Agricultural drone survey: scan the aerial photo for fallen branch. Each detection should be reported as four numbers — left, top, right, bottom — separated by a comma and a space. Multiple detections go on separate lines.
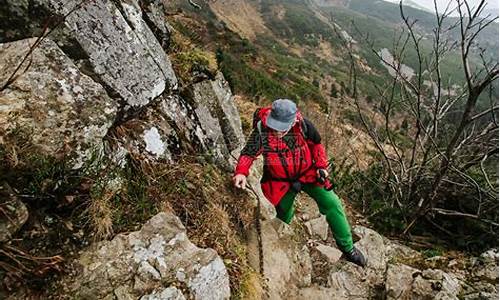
188, 0, 201, 9
432, 207, 498, 226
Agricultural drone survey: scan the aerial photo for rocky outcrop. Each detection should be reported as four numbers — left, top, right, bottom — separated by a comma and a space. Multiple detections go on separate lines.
0, 0, 244, 170
1, 0, 177, 110
246, 218, 312, 299
462, 249, 499, 299
241, 169, 498, 300
1, 2, 242, 298
254, 218, 498, 300
0, 37, 117, 168
114, 75, 244, 168
183, 71, 246, 168
316, 226, 466, 299
61, 212, 230, 299
186, 72, 245, 152
385, 264, 462, 300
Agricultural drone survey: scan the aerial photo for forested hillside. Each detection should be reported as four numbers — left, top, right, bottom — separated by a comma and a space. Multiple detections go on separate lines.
162, 0, 498, 252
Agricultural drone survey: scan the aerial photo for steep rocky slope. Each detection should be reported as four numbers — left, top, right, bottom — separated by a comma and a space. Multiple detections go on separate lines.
0, 0, 246, 297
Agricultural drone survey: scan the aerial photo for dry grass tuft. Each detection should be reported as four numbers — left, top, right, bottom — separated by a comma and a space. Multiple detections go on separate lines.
142, 155, 256, 297
168, 28, 218, 84
86, 188, 116, 240
237, 269, 264, 300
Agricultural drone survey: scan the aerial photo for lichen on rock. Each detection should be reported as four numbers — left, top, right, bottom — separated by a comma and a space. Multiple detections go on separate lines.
61, 212, 231, 299
0, 37, 117, 168
1, 0, 178, 110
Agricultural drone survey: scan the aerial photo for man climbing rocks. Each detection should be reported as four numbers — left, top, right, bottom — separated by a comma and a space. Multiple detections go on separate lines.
233, 99, 367, 267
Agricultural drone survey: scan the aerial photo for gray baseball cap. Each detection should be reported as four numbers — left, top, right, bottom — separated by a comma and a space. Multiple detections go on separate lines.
266, 99, 297, 131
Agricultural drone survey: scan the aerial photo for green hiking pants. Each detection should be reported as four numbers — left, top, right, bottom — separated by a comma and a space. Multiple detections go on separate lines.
275, 184, 354, 253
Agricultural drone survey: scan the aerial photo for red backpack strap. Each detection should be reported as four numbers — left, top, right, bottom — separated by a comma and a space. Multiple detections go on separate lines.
252, 108, 262, 129
295, 111, 307, 138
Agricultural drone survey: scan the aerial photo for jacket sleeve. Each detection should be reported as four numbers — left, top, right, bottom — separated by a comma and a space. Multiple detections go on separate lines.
234, 128, 263, 177
303, 118, 328, 169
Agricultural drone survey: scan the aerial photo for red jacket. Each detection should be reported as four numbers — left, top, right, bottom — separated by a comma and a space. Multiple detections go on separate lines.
234, 107, 328, 206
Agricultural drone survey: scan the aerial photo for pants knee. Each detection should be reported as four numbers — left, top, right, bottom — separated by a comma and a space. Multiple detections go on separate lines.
319, 197, 344, 217
322, 200, 350, 232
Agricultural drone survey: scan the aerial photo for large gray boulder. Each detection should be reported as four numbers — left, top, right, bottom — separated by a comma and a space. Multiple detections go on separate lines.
112, 93, 228, 163
246, 218, 312, 299
136, 0, 173, 49
184, 72, 246, 168
187, 72, 245, 152
1, 0, 177, 109
323, 225, 387, 299
57, 0, 178, 108
1, 1, 246, 170
0, 38, 117, 168
61, 212, 230, 299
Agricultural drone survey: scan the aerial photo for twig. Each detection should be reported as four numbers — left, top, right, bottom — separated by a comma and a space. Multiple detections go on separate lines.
1, 0, 93, 91
188, 0, 201, 9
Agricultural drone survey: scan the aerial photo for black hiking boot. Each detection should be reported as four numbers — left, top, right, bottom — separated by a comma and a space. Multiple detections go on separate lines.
342, 247, 367, 267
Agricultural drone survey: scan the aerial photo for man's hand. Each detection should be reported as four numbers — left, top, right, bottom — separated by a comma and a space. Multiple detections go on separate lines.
317, 169, 329, 183
233, 174, 247, 189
